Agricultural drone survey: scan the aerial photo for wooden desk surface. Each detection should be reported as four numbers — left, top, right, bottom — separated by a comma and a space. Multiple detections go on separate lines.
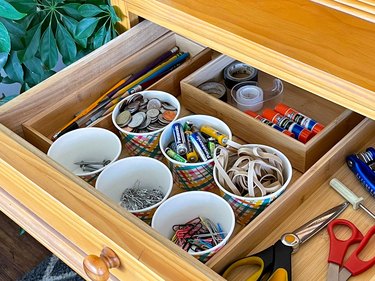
126, 0, 375, 120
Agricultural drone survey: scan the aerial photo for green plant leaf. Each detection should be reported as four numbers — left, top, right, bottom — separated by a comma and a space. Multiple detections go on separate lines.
75, 17, 99, 39
61, 3, 82, 20
20, 82, 31, 93
24, 57, 45, 76
56, 24, 77, 64
1, 76, 16, 84
0, 52, 8, 69
0, 0, 26, 20
23, 24, 41, 61
7, 0, 37, 14
93, 24, 106, 49
79, 4, 104, 17
24, 67, 41, 86
103, 27, 112, 44
0, 22, 10, 53
4, 51, 24, 83
108, 5, 120, 24
76, 37, 88, 48
61, 15, 77, 35
40, 25, 58, 69
0, 18, 25, 51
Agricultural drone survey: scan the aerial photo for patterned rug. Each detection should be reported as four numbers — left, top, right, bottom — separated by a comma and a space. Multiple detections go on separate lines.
19, 255, 84, 281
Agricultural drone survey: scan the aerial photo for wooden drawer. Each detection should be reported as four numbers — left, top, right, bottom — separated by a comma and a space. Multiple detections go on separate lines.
0, 20, 373, 281
21, 28, 211, 153
181, 55, 363, 172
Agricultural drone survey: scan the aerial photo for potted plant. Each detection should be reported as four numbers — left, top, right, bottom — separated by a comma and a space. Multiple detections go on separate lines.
0, 0, 121, 95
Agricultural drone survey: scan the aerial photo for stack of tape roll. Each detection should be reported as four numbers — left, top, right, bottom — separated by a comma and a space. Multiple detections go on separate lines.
198, 82, 227, 101
223, 61, 258, 89
231, 81, 264, 111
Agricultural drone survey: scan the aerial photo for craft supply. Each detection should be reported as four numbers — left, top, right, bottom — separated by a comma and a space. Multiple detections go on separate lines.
75, 159, 111, 172
330, 178, 375, 219
231, 82, 264, 111
114, 94, 177, 133
120, 183, 164, 211
185, 131, 199, 163
223, 202, 349, 280
245, 110, 294, 137
198, 81, 227, 101
223, 61, 258, 89
171, 217, 226, 253
262, 109, 314, 143
165, 147, 187, 163
172, 123, 188, 155
326, 219, 375, 281
200, 125, 229, 146
214, 145, 285, 197
275, 103, 324, 134
346, 147, 375, 196
190, 131, 213, 162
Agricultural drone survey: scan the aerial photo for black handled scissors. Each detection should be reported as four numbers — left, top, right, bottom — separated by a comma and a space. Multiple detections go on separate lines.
223, 202, 349, 281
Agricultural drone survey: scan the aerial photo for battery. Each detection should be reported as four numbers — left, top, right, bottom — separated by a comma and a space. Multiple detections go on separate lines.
165, 148, 187, 163
200, 125, 229, 146
185, 131, 199, 163
172, 123, 188, 155
207, 138, 216, 157
189, 132, 212, 162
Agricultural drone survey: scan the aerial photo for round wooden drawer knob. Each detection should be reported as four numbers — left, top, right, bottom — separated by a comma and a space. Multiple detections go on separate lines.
83, 247, 121, 281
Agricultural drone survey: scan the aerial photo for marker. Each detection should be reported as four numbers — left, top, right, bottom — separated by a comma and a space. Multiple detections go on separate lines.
275, 103, 324, 134
262, 109, 314, 144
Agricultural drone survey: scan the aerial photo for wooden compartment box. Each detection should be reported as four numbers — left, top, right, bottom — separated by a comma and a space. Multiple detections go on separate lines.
181, 55, 363, 172
22, 26, 212, 153
0, 20, 374, 281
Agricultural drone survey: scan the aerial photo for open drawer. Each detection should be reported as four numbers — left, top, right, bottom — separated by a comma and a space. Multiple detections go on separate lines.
0, 20, 373, 281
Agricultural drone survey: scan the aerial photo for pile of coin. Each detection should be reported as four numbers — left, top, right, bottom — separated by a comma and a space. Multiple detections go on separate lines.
115, 94, 177, 133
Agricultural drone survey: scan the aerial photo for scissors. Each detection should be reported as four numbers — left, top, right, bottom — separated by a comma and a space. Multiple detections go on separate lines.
327, 219, 375, 281
222, 202, 349, 281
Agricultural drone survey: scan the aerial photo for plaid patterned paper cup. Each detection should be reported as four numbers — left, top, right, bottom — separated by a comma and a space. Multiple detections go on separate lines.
151, 191, 235, 263
95, 156, 173, 224
112, 90, 180, 160
160, 115, 232, 191
214, 144, 292, 226
47, 128, 122, 182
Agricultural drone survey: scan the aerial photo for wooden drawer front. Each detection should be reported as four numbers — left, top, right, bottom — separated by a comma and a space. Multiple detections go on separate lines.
22, 30, 211, 153
208, 119, 375, 281
181, 55, 363, 172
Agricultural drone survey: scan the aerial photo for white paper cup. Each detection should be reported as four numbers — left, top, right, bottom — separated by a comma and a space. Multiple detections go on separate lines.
159, 115, 232, 191
96, 156, 173, 223
47, 127, 122, 180
151, 191, 235, 263
112, 90, 180, 159
214, 144, 292, 225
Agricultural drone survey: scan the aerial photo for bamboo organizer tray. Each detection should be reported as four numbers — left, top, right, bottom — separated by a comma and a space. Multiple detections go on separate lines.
209, 119, 375, 281
181, 55, 363, 172
22, 31, 212, 153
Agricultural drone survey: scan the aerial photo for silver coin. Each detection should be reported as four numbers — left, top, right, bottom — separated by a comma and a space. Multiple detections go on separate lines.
128, 112, 146, 128
128, 93, 143, 104
147, 98, 162, 110
147, 108, 160, 118
162, 102, 176, 111
116, 110, 131, 127
140, 98, 148, 107
138, 115, 152, 129
158, 114, 170, 125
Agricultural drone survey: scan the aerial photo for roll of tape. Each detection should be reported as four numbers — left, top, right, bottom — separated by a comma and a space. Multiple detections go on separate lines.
231, 82, 264, 112
198, 81, 227, 101
223, 61, 258, 89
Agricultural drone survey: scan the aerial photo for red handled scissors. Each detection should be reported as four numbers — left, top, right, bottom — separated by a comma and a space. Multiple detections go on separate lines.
327, 219, 375, 281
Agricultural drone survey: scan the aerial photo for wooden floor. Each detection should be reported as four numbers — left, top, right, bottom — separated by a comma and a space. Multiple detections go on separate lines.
0, 211, 50, 280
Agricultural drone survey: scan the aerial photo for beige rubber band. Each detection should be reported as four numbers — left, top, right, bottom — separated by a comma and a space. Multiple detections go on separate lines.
214, 145, 285, 197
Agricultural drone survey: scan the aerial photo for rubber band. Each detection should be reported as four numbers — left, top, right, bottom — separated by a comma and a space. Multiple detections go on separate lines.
214, 145, 285, 197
